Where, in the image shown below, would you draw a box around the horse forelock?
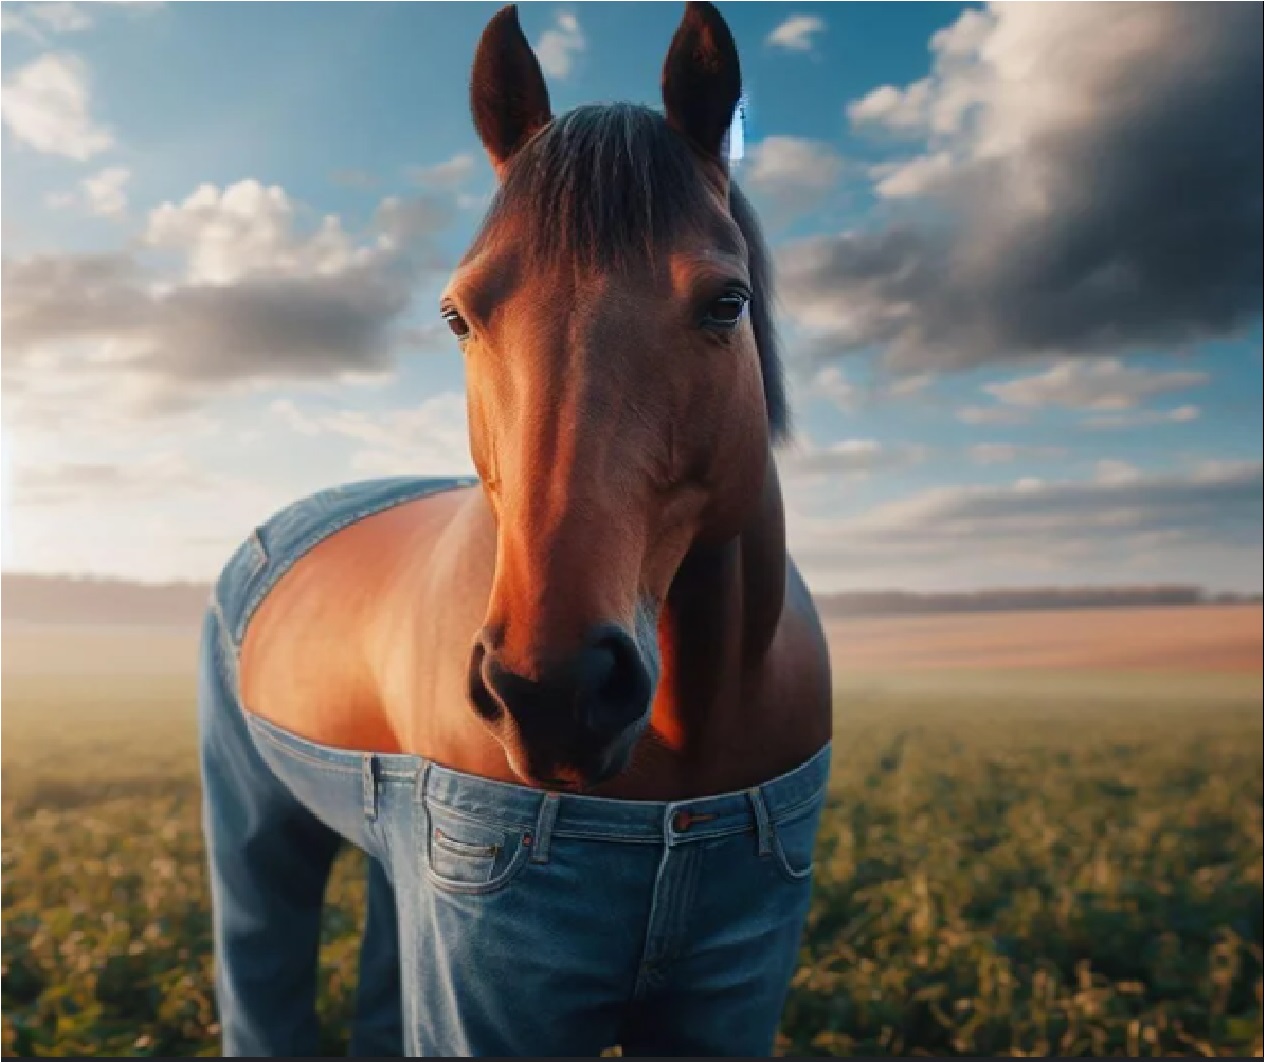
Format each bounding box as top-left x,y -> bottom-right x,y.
464,102 -> 790,443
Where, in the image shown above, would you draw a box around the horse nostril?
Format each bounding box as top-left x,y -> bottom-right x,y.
577,626 -> 652,736
467,637 -> 502,722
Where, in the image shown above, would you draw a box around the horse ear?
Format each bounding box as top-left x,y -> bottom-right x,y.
470,5 -> 552,176
661,2 -> 742,164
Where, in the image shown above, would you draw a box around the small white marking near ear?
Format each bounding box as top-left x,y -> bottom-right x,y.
727,95 -> 747,163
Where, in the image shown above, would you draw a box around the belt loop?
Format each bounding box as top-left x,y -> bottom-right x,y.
531,793 -> 561,864
747,787 -> 773,857
414,760 -> 432,807
362,755 -> 379,822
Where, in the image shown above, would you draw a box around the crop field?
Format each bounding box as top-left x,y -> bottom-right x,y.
2,612 -> 1262,1056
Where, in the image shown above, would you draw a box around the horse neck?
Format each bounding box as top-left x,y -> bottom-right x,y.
657,446 -> 787,714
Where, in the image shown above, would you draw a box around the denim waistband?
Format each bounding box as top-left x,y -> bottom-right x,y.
246,711 -> 832,845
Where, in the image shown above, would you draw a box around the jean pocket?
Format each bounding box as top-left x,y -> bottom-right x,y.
769,797 -> 824,884
421,803 -> 532,896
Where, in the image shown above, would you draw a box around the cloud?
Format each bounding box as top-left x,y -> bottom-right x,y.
740,137 -> 845,219
1082,405 -> 1201,431
847,80 -> 935,133
148,180 -> 340,281
46,164 -> 130,217
984,358 -> 1208,411
780,3 -> 1262,373
409,153 -> 477,190
968,443 -> 1067,465
535,12 -> 585,79
780,437 -> 926,479
955,405 -> 1030,427
766,15 -> 825,53
1093,459 -> 1142,485
790,460 -> 1263,590
270,393 -> 475,478
81,165 -> 130,215
2,2 -> 93,40
804,366 -> 857,411
869,151 -> 953,199
2,179 -> 455,417
13,452 -> 216,508
1,52 -> 113,159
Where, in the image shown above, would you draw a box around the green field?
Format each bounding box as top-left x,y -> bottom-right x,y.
2,655 -> 1261,1056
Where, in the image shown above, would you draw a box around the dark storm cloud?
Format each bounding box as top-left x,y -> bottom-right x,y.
781,3 -> 1263,371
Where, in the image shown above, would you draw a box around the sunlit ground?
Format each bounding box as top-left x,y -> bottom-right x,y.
2,614 -> 1261,1056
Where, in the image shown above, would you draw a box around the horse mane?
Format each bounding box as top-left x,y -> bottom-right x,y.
467,102 -> 790,444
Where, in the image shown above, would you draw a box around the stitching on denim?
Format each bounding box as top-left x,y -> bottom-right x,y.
768,798 -> 820,882
243,711 -> 422,781
423,835 -> 532,896
551,828 -> 661,844
768,784 -> 829,825
770,825 -> 815,882
247,531 -> 267,581
210,596 -> 246,709
748,787 -> 774,858
530,793 -> 561,864
422,800 -> 536,834
246,718 -> 363,775
362,755 -> 379,823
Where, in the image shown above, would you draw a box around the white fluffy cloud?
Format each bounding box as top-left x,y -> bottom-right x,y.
144,180 -> 376,285
82,164 -> 130,215
535,12 -> 585,79
46,164 -> 131,216
3,179 -> 455,422
1,52 -> 113,159
740,137 -> 845,218
766,15 -> 825,53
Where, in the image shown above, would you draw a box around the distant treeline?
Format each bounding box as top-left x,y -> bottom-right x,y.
815,586 -> 1263,618
1,573 -> 1260,628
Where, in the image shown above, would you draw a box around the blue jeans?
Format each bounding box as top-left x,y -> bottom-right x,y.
199,476 -> 831,1056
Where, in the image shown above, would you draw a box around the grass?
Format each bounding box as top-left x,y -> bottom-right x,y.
2,658 -> 1261,1056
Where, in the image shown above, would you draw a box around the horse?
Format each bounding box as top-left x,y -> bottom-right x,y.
198,2 -> 833,1055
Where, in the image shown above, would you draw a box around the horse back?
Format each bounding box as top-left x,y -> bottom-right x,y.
217,476 -> 487,754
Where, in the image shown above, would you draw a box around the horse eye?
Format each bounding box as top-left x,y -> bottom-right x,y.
702,291 -> 749,330
442,307 -> 471,340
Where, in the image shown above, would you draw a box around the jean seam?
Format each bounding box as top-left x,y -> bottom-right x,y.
419,801 -> 535,835
770,787 -> 829,827
768,812 -> 819,883
246,719 -> 363,775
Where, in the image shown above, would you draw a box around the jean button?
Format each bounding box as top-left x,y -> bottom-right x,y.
672,810 -> 691,832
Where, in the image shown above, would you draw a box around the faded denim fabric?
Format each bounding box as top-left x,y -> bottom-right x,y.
199,476 -> 831,1056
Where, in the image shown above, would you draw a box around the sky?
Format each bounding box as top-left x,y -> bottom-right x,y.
1,1 -> 1261,592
